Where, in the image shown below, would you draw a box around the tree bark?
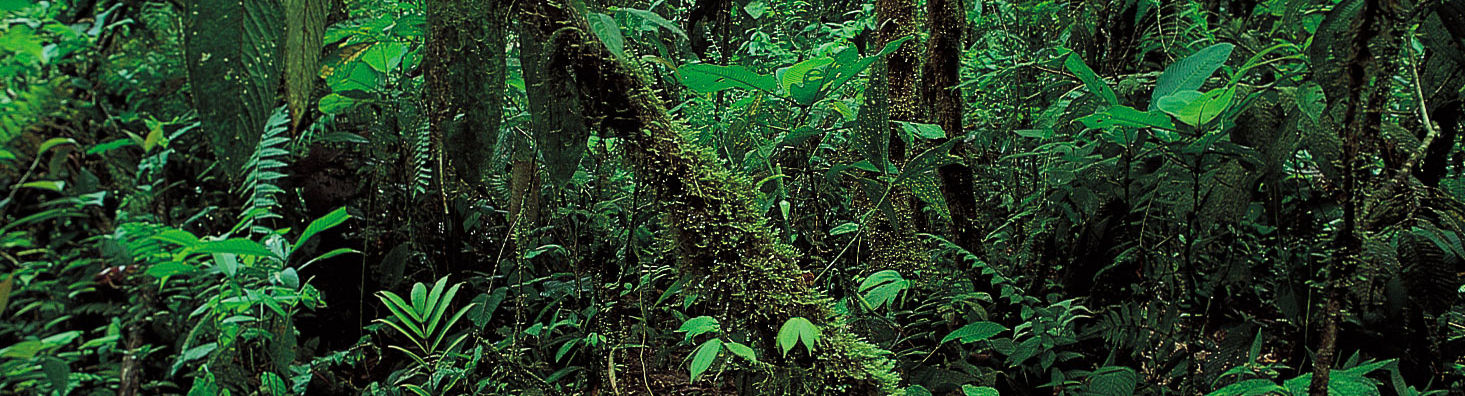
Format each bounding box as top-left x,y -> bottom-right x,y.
922,0 -> 981,253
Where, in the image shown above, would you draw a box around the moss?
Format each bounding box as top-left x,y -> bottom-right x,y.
521,1 -> 905,393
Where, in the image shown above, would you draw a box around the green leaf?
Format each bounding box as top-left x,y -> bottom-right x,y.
1297,81 -> 1326,123
41,357 -> 69,396
184,0 -> 286,177
1150,43 -> 1234,110
824,36 -> 915,95
1156,87 -> 1235,126
896,121 -> 946,140
893,139 -> 958,187
676,63 -> 779,95
830,222 -> 859,235
0,0 -> 30,12
187,369 -> 219,396
725,341 -> 757,363
37,138 -> 77,155
588,13 -> 625,57
678,316 -> 721,341
317,93 -> 357,115
197,239 -> 276,258
941,321 -> 1006,344
1064,52 -> 1117,106
410,282 -> 428,316
291,207 -> 350,254
858,270 -> 909,310
617,8 -> 688,41
1207,378 -> 1285,396
962,385 -> 999,396
778,57 -> 834,105
359,42 -> 407,73
1085,366 -> 1138,396
689,338 -> 723,382
1079,105 -> 1177,131
260,372 -> 287,396
283,0 -> 331,131
776,317 -> 820,357
19,180 -> 64,192
146,262 -> 199,278
744,1 -> 767,19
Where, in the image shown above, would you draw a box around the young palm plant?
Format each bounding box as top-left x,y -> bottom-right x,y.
375,276 -> 476,366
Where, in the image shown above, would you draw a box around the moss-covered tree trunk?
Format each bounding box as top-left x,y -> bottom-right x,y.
855,0 -> 927,277
518,1 -> 901,393
425,0 -> 504,185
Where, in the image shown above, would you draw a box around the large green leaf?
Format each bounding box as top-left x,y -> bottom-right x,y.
1206,379 -> 1285,396
941,321 -> 1006,344
1079,105 -> 1177,131
291,206 -> 351,254
184,0 -> 286,177
962,385 -> 999,396
689,338 -> 723,382
587,13 -> 625,57
520,19 -> 588,188
1156,87 -> 1235,126
676,63 -> 779,94
1065,52 -> 1117,106
858,270 -> 910,310
778,57 -> 835,105
1149,43 -> 1234,110
283,0 -> 331,132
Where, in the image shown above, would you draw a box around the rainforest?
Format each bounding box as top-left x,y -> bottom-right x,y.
1,0 -> 1464,395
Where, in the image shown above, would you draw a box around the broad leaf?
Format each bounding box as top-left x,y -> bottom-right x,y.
184,0 -> 286,177
283,0 -> 331,131
778,57 -> 834,105
1079,105 -> 1177,131
676,63 -> 779,94
1150,43 -> 1234,110
858,270 -> 909,310
1156,87 -> 1235,126
962,385 -> 999,396
588,13 -> 625,57
1065,52 -> 1117,106
725,341 -> 757,363
292,207 -> 350,254
941,321 -> 1006,344
689,338 -> 723,381
678,316 -> 721,341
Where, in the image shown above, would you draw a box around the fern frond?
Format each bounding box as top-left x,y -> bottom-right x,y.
237,106 -> 291,235
409,120 -> 432,199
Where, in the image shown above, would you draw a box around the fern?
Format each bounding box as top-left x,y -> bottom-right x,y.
409,119 -> 432,199
237,106 -> 290,235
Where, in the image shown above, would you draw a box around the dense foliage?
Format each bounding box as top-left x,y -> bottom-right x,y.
2,0 -> 1464,394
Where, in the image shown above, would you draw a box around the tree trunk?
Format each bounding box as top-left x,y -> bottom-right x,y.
517,2 -> 902,393
922,0 -> 981,253
1311,0 -> 1393,393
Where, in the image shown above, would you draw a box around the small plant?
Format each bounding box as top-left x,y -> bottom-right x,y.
375,276 -> 476,365
676,316 -> 760,382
